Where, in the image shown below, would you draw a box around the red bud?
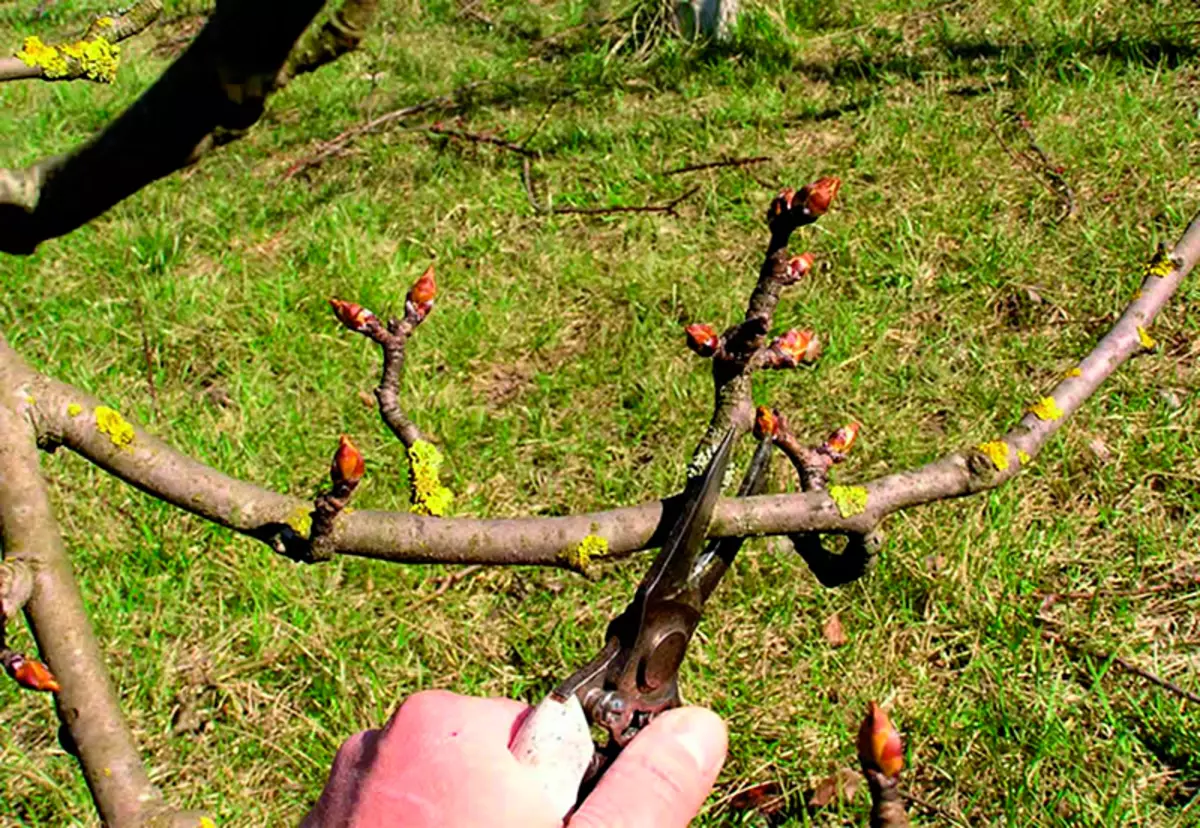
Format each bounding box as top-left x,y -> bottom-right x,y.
784,252 -> 815,283
754,406 -> 779,439
685,323 -> 721,357
857,701 -> 903,778
771,329 -> 818,366
825,422 -> 860,454
330,298 -> 377,333
331,434 -> 365,489
4,653 -> 61,693
803,177 -> 841,216
406,265 -> 437,321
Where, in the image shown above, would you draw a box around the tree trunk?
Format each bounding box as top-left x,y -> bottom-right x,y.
676,0 -> 739,40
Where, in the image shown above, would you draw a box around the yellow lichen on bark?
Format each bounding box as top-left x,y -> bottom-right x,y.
560,534 -> 610,572
408,441 -> 454,516
1137,326 -> 1156,349
829,485 -> 868,518
14,33 -> 120,82
16,36 -> 68,77
67,403 -> 82,417
94,406 -> 135,449
1030,397 -> 1063,421
1017,449 -> 1031,464
1143,248 -> 1175,279
976,441 -> 1010,471
285,505 -> 313,537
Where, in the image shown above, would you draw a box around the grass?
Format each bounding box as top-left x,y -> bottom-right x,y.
2,0 -> 1200,824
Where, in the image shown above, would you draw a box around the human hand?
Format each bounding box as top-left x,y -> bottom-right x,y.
301,690 -> 727,827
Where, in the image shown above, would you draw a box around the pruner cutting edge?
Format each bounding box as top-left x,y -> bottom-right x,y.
510,428 -> 774,817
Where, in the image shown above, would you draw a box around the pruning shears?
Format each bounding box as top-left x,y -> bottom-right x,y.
511,427 -> 773,812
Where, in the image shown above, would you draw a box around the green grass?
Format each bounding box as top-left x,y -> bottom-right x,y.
3,0 -> 1200,824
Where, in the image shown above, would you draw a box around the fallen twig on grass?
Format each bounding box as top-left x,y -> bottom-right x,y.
523,157 -> 700,217
428,123 -> 537,157
1039,623 -> 1200,705
281,84 -> 483,181
665,155 -> 772,176
900,788 -> 970,828
1038,569 -> 1200,607
403,565 -> 484,612
986,109 -> 1078,222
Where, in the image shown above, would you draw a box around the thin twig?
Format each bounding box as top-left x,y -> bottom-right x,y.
985,109 -> 1077,222
665,156 -> 771,176
518,98 -> 559,149
427,123 -> 536,157
899,789 -> 970,828
1040,624 -> 1200,705
549,185 -> 700,217
1038,570 -> 1200,607
134,300 -> 159,419
403,565 -> 483,612
282,84 -> 482,181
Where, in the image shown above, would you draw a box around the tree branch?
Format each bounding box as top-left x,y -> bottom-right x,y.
0,341 -> 208,826
0,0 -> 162,85
0,0 -> 381,255
8,207 -> 1196,578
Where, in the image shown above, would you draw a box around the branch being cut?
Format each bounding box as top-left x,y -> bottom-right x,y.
0,0 -> 162,84
10,202 -> 1199,576
683,178 -> 838,468
0,0 -> 379,255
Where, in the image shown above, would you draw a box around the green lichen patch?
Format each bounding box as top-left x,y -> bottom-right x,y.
828,485 -> 868,518
285,505 -> 313,538
560,534 -> 610,572
94,406 -> 135,450
67,403 -> 83,417
408,440 -> 454,516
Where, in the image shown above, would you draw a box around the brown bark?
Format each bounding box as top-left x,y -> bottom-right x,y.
0,344 -> 200,826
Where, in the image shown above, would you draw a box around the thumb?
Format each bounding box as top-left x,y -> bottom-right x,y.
569,707 -> 727,828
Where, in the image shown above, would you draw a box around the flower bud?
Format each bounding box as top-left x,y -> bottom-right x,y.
783,252 -> 815,283
329,298 -> 377,333
803,177 -> 841,216
406,265 -> 437,321
825,422 -> 861,454
754,406 -> 779,439
331,434 -> 366,489
685,323 -> 721,357
3,652 -> 61,693
771,329 -> 818,366
856,701 -> 903,778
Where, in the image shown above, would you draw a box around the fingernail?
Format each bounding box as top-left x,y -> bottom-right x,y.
665,709 -> 725,776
